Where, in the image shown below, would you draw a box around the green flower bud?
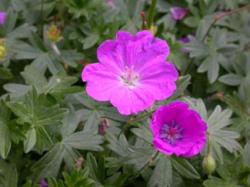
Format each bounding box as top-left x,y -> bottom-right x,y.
202,154 -> 216,175
0,39 -> 6,58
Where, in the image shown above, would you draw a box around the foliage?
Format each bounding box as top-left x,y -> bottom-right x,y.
0,0 -> 249,186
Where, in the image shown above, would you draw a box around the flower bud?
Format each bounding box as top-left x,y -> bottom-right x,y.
149,25 -> 157,35
39,179 -> 48,187
202,154 -> 216,175
75,156 -> 84,171
0,11 -> 7,25
99,119 -> 109,135
47,24 -> 62,43
0,40 -> 6,60
170,7 -> 189,21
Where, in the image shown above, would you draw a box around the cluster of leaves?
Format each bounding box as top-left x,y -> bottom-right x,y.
0,0 -> 250,186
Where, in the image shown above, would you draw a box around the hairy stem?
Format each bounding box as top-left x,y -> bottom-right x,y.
147,0 -> 157,28
202,4 -> 250,41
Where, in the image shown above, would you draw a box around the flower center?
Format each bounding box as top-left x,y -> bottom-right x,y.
120,67 -> 139,88
160,120 -> 182,145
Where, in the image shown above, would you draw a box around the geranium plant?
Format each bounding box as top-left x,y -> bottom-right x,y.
0,0 -> 249,187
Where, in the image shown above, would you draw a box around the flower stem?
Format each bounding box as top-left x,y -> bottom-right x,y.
202,4 -> 250,41
147,0 -> 157,28
51,43 -> 69,71
183,4 -> 250,75
40,0 -> 44,33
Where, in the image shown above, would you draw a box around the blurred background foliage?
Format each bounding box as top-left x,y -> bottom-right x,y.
0,0 -> 250,186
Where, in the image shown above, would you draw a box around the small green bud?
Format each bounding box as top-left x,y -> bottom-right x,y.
202,154 -> 216,175
149,25 -> 157,35
0,39 -> 6,60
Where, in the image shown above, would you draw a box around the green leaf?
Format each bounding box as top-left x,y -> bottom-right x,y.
82,34 -> 99,49
171,75 -> 191,99
0,101 -> 12,159
0,160 -> 18,187
9,40 -> 42,60
207,56 -> 220,83
31,143 -> 65,181
7,88 -> 67,153
131,125 -> 152,144
243,141 -> 250,167
31,128 -> 103,181
183,16 -> 200,27
99,106 -> 129,122
148,156 -> 172,187
64,130 -> 103,151
198,56 -> 220,83
8,88 -> 67,127
63,168 -> 96,187
203,177 -> 237,187
184,36 -> 209,58
207,106 -> 232,130
83,110 -> 100,133
207,105 -> 241,154
7,23 -> 36,40
106,132 -> 153,171
196,15 -> 214,40
86,153 -> 105,183
219,74 -> 242,86
3,83 -> 30,97
47,178 -> 65,187
24,128 -> 37,153
34,126 -> 53,153
0,67 -> 13,80
21,65 -> 47,93
61,108 -> 79,137
170,157 -> 200,179
42,73 -> 81,96
73,93 -> 99,109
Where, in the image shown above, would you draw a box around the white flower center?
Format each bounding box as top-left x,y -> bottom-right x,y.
120,67 -> 139,89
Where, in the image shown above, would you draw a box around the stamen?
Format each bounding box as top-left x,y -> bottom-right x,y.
120,67 -> 139,88
160,120 -> 182,145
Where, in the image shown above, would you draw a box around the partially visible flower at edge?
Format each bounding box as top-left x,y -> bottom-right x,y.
39,179 -> 48,187
82,30 -> 178,115
106,0 -> 117,9
170,7 -> 188,21
150,101 -> 207,157
0,11 -> 7,25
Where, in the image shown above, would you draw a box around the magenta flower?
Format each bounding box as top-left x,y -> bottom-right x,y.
150,101 -> 207,157
82,31 -> 178,115
106,0 -> 116,9
170,7 -> 188,21
179,36 -> 191,53
179,36 -> 190,44
39,179 -> 48,187
0,11 -> 7,25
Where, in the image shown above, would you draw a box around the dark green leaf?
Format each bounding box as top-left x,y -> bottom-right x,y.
0,101 -> 12,159
148,156 -> 172,187
171,157 -> 200,179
